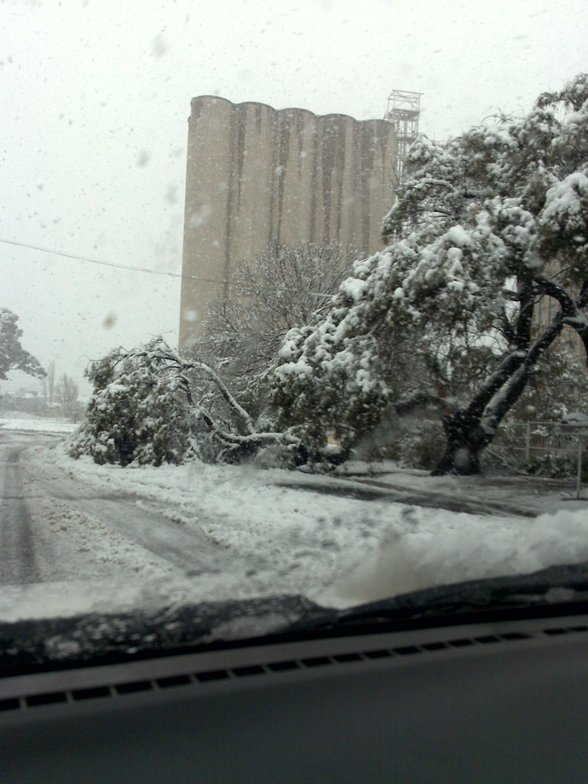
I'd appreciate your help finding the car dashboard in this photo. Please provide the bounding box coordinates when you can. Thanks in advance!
[2,608,588,782]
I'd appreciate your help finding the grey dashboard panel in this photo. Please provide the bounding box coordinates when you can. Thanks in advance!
[2,614,588,783]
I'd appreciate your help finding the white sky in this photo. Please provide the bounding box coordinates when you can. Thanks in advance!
[1,0,586,393]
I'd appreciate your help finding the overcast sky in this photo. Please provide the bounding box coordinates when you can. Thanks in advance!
[1,0,586,393]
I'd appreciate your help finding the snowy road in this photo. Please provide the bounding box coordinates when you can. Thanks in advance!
[0,431,232,587]
[2,426,588,620]
[1,437,40,584]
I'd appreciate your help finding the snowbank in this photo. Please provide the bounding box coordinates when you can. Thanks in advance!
[324,507,588,607]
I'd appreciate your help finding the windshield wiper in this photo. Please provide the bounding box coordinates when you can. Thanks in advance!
[2,562,588,676]
[0,595,323,676]
[296,560,588,636]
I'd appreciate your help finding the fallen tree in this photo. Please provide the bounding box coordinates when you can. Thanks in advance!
[69,337,305,467]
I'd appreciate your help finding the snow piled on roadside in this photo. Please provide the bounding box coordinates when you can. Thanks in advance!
[48,445,397,602]
[43,444,588,611]
[324,506,588,606]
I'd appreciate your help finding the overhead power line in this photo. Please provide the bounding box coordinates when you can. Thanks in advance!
[0,236,223,285]
[0,236,335,299]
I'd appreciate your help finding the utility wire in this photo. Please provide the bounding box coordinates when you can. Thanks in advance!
[0,236,223,285]
[0,236,336,300]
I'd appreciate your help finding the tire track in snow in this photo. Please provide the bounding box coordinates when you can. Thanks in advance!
[0,443,41,585]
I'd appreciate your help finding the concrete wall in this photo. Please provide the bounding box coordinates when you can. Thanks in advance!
[180,96,397,347]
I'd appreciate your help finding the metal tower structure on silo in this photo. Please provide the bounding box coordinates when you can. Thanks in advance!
[384,89,422,182]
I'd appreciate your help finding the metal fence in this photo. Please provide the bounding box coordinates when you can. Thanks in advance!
[492,420,583,466]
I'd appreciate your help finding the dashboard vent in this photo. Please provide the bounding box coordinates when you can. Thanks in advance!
[1,622,584,714]
[72,686,111,701]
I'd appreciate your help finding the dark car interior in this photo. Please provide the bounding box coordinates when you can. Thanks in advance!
[2,595,588,783]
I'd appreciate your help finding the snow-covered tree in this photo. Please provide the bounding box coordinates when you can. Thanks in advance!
[271,74,588,475]
[193,242,353,406]
[55,373,80,421]
[0,308,45,382]
[70,337,303,467]
[69,338,195,466]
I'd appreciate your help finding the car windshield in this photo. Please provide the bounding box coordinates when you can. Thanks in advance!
[1,0,587,647]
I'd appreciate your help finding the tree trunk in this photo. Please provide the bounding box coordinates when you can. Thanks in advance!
[432,308,567,476]
[432,411,486,476]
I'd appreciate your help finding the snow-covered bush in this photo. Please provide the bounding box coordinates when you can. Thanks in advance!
[522,454,585,479]
[391,420,446,470]
[349,407,445,469]
[68,338,194,466]
[69,337,306,469]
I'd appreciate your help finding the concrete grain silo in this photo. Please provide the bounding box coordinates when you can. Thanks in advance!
[179,96,397,347]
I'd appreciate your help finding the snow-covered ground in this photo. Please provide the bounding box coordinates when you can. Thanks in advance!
[2,426,588,622]
[0,412,77,434]
[334,459,588,516]
[49,440,588,606]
